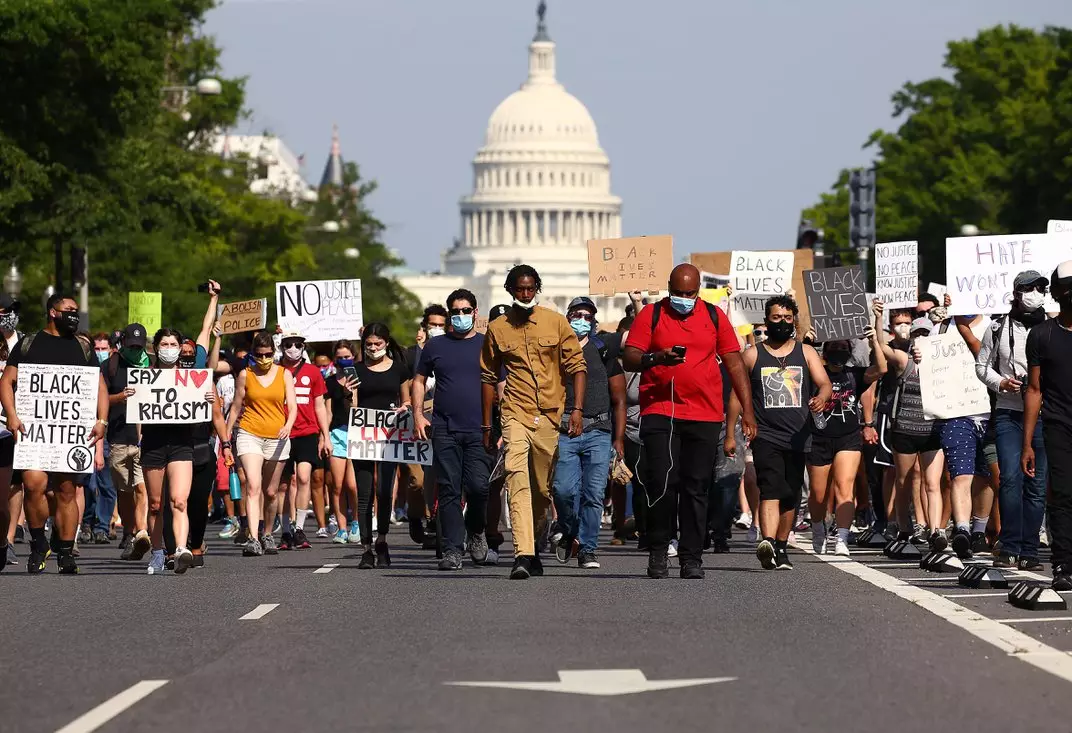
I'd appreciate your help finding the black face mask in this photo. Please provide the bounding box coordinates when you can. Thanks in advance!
[177,356,196,369]
[825,351,850,367]
[765,320,794,343]
[54,310,80,336]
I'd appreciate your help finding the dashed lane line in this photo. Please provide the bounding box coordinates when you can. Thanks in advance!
[239,603,279,620]
[313,563,340,574]
[54,680,168,733]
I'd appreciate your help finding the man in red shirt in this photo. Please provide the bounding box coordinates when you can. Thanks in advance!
[278,331,330,549]
[623,264,756,579]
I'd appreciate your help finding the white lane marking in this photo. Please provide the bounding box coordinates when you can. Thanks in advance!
[996,617,1072,624]
[239,603,279,620]
[897,577,960,582]
[791,542,1072,685]
[943,592,1009,599]
[313,563,339,574]
[448,670,736,696]
[55,680,168,733]
[863,562,921,568]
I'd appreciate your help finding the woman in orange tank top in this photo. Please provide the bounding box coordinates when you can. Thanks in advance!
[226,331,297,557]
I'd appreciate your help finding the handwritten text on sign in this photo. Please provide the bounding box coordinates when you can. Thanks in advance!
[803,266,869,341]
[874,240,918,308]
[586,235,673,296]
[218,298,267,335]
[128,292,162,335]
[729,250,794,325]
[277,279,363,342]
[346,407,432,465]
[1048,220,1072,234]
[13,364,99,473]
[126,369,212,424]
[918,330,991,419]
[944,233,1072,315]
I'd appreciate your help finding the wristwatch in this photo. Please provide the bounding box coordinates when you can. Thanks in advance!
[862,421,875,428]
[640,353,657,370]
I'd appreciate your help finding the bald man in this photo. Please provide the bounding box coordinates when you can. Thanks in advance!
[623,264,756,579]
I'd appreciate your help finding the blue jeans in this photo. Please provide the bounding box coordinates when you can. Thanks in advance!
[552,430,612,552]
[432,430,492,554]
[995,409,1047,558]
[83,441,116,534]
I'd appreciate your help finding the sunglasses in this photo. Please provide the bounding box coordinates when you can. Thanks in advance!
[449,307,474,315]
[569,312,595,322]
[1016,284,1048,294]
[281,340,304,349]
[253,351,274,358]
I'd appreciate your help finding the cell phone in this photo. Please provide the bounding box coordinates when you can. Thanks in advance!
[341,366,359,383]
[672,345,687,357]
[197,282,211,293]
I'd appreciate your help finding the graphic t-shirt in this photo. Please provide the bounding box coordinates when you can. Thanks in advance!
[285,361,326,437]
[815,366,866,439]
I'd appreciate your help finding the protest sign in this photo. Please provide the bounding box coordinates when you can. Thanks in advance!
[700,271,730,289]
[918,330,991,420]
[926,282,948,301]
[13,364,99,473]
[586,235,673,296]
[346,407,432,465]
[276,279,363,341]
[728,250,795,326]
[874,240,918,308]
[803,266,869,341]
[945,233,1072,314]
[128,292,162,335]
[691,249,814,331]
[218,298,267,335]
[699,288,729,312]
[125,369,212,424]
[1048,220,1072,234]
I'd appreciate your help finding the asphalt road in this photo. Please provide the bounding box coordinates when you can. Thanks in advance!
[3,527,1072,733]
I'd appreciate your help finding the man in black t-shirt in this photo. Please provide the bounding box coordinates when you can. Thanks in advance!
[0,294,109,574]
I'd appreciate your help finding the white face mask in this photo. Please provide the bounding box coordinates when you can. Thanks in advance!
[157,346,180,365]
[892,324,911,341]
[426,326,445,339]
[513,297,537,310]
[1021,291,1046,311]
[284,345,303,361]
[366,346,387,361]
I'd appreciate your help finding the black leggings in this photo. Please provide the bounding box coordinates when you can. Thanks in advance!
[354,460,397,543]
[164,459,216,555]
[623,439,649,540]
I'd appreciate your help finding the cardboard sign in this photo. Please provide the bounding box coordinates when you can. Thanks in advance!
[13,364,99,474]
[874,240,918,309]
[700,271,730,289]
[218,298,267,335]
[803,266,869,341]
[926,282,948,301]
[346,407,432,465]
[918,330,991,419]
[125,369,212,424]
[276,279,363,341]
[586,235,674,296]
[945,233,1072,314]
[1047,220,1072,234]
[128,292,162,335]
[691,249,814,331]
[728,250,795,326]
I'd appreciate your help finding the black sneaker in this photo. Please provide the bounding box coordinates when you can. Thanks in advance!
[510,556,532,580]
[232,527,248,546]
[27,548,48,575]
[970,532,990,555]
[555,535,574,564]
[647,550,669,579]
[712,537,730,554]
[951,528,972,559]
[190,554,205,569]
[530,553,544,577]
[1053,567,1072,592]
[358,548,376,569]
[993,553,1017,569]
[408,517,426,545]
[375,540,391,568]
[293,528,311,549]
[438,552,463,571]
[578,550,600,569]
[680,563,705,580]
[756,539,776,570]
[278,533,293,551]
[57,554,79,575]
[1019,557,1044,572]
[929,531,948,552]
[775,547,794,570]
[637,536,651,552]
[118,534,134,560]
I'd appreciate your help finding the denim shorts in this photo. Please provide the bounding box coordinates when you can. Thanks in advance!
[940,417,990,479]
[330,426,349,458]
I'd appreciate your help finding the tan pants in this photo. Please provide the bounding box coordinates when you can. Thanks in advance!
[502,416,558,557]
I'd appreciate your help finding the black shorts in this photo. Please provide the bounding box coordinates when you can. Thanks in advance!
[0,435,13,470]
[283,433,320,478]
[808,432,863,467]
[141,439,194,469]
[751,438,807,512]
[891,430,942,457]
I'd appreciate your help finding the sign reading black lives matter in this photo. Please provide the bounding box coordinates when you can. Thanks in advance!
[276,279,362,342]
[13,364,99,473]
[125,369,213,424]
[803,265,869,341]
[346,407,432,466]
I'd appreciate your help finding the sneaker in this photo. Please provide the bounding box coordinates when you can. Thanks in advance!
[555,535,575,564]
[328,518,339,536]
[190,554,205,569]
[483,548,499,566]
[833,538,850,557]
[293,528,311,549]
[811,527,827,555]
[174,548,194,575]
[438,552,463,571]
[647,549,669,579]
[272,517,281,535]
[910,524,929,546]
[92,530,110,545]
[578,550,600,569]
[278,533,293,551]
[853,509,871,533]
[970,531,990,555]
[747,525,760,544]
[242,538,263,557]
[218,518,240,540]
[757,539,776,570]
[118,534,133,560]
[57,554,79,575]
[993,553,1017,569]
[315,527,330,539]
[951,528,972,559]
[510,556,532,580]
[423,517,439,550]
[734,512,752,530]
[637,536,651,552]
[130,531,151,561]
[375,540,391,568]
[1019,557,1044,572]
[610,536,625,546]
[232,527,249,545]
[467,532,489,565]
[147,549,167,575]
[79,524,92,544]
[5,544,17,567]
[530,554,544,577]
[929,530,948,552]
[667,539,679,558]
[712,537,730,554]
[358,548,376,569]
[332,529,349,544]
[408,517,425,545]
[27,547,48,574]
[261,534,278,555]
[1053,566,1072,592]
[347,521,362,544]
[775,547,794,570]
[680,562,704,580]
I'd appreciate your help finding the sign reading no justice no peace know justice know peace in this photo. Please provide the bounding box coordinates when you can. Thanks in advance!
[587,235,674,296]
[276,279,363,342]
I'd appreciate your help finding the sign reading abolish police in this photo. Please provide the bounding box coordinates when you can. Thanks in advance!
[803,265,869,341]
[346,407,432,466]
[125,369,212,424]
[13,364,99,474]
[218,298,267,335]
[276,279,363,342]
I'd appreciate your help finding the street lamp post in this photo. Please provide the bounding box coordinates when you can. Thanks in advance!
[3,262,22,300]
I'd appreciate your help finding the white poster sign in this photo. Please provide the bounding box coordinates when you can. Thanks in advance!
[276,279,363,341]
[944,233,1072,315]
[874,240,918,308]
[346,407,432,465]
[1047,220,1072,234]
[918,330,991,420]
[126,369,212,424]
[729,250,794,326]
[926,282,948,302]
[13,364,99,473]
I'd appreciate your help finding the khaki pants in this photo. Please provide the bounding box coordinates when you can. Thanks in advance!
[502,416,558,557]
[109,443,143,493]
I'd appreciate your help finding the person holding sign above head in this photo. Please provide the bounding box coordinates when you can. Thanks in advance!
[0,293,108,575]
[227,331,298,558]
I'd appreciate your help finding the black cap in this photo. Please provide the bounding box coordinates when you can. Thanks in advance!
[0,294,20,313]
[567,296,597,315]
[489,304,511,321]
[122,323,147,349]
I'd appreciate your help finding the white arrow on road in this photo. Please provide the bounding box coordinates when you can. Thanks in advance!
[446,669,736,697]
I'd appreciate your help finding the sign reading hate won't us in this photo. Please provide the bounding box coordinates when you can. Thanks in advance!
[587,235,673,296]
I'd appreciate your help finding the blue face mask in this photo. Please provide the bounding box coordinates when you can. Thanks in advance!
[95,350,110,364]
[335,357,354,369]
[669,295,696,315]
[451,314,474,333]
[569,318,592,338]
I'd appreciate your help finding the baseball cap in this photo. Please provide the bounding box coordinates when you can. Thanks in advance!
[489,304,510,321]
[567,296,597,315]
[280,330,305,342]
[910,317,932,335]
[122,323,147,349]
[1053,260,1072,285]
[1013,270,1048,290]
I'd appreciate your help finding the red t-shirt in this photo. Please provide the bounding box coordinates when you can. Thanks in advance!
[624,299,740,422]
[287,361,327,437]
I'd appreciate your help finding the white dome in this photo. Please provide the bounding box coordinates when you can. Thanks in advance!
[484,83,600,151]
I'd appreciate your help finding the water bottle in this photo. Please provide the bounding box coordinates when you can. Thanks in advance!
[229,467,242,501]
[811,409,829,431]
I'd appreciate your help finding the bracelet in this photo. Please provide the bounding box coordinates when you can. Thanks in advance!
[96,419,108,426]
[862,422,875,428]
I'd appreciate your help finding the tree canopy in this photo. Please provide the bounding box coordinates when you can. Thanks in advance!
[802,24,1072,283]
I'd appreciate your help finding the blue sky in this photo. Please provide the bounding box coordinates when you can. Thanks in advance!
[207,0,1072,269]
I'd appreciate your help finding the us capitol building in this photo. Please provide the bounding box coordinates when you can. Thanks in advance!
[397,4,629,321]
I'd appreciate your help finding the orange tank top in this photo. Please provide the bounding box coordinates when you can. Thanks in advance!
[239,366,287,438]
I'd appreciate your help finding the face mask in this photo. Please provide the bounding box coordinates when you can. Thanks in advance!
[451,314,474,333]
[366,347,387,361]
[319,365,335,378]
[0,312,18,333]
[765,320,794,342]
[53,310,79,335]
[893,324,911,341]
[120,346,148,367]
[512,297,536,310]
[825,351,850,367]
[283,345,303,361]
[253,355,274,371]
[569,318,592,338]
[426,327,445,339]
[95,350,110,364]
[335,357,354,369]
[157,346,180,365]
[669,295,696,315]
[927,307,948,323]
[1021,291,1046,311]
[177,356,196,369]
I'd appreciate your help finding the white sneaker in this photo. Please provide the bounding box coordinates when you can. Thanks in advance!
[811,528,826,555]
[147,549,166,575]
[174,547,194,574]
[315,527,329,539]
[484,549,499,566]
[834,538,850,557]
[667,539,679,558]
[747,524,759,544]
[734,512,752,530]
